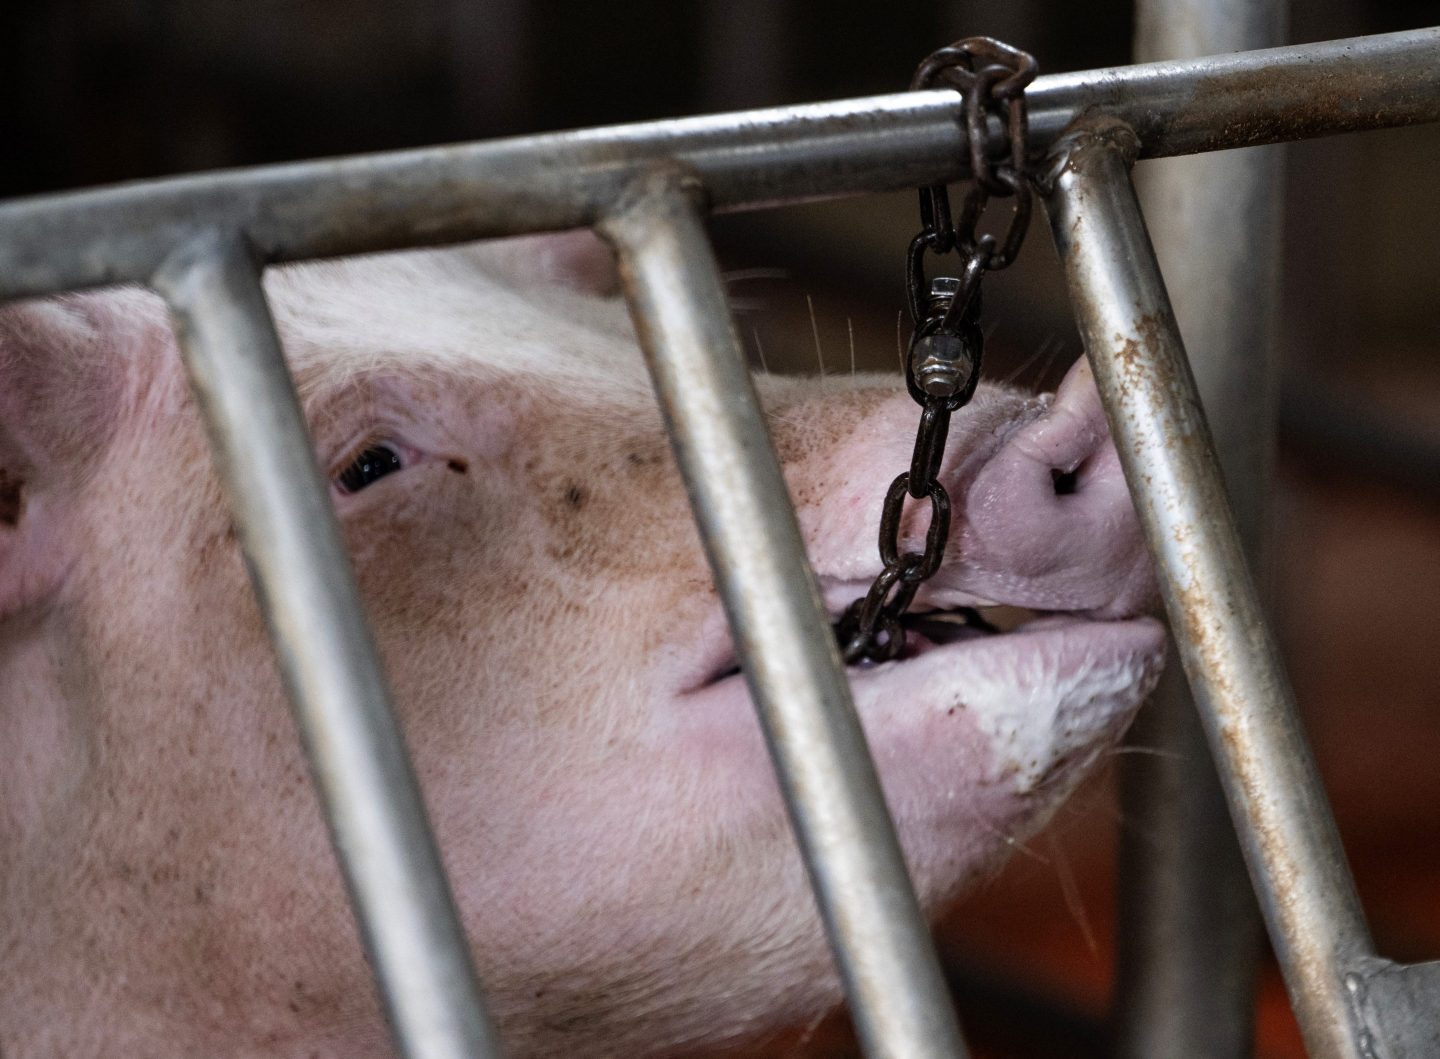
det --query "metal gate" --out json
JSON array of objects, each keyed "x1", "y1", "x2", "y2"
[{"x1": 2, "y1": 23, "x2": 1437, "y2": 1059}]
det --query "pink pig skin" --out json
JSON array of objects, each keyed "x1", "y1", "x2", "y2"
[{"x1": 0, "y1": 233, "x2": 1163, "y2": 1057}]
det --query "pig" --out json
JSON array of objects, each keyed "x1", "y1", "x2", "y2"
[{"x1": 0, "y1": 231, "x2": 1164, "y2": 1057}]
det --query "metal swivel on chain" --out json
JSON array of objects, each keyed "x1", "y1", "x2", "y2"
[
  {"x1": 909, "y1": 271, "x2": 984, "y2": 402},
  {"x1": 836, "y1": 37, "x2": 1037, "y2": 666}
]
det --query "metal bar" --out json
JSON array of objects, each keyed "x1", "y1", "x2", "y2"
[
  {"x1": 1112, "y1": 0, "x2": 1283, "y2": 1053},
  {"x1": 599, "y1": 165, "x2": 967, "y2": 1059},
  {"x1": 2, "y1": 28, "x2": 1438, "y2": 301},
  {"x1": 1042, "y1": 117, "x2": 1374, "y2": 1059},
  {"x1": 152, "y1": 230, "x2": 503, "y2": 1059}
]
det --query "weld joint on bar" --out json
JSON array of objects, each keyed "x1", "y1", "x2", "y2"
[
  {"x1": 598, "y1": 160, "x2": 710, "y2": 235},
  {"x1": 1343, "y1": 957, "x2": 1440, "y2": 1059},
  {"x1": 152, "y1": 226, "x2": 261, "y2": 300},
  {"x1": 1343, "y1": 962, "x2": 1387, "y2": 1059},
  {"x1": 1039, "y1": 112, "x2": 1141, "y2": 193}
]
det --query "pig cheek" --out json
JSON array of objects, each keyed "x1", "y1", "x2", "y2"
[
  {"x1": 340, "y1": 457, "x2": 816, "y2": 1008},
  {"x1": 436, "y1": 724, "x2": 838, "y2": 1044},
  {"x1": 765, "y1": 385, "x2": 928, "y2": 576},
  {"x1": 517, "y1": 422, "x2": 715, "y2": 700},
  {"x1": 339, "y1": 465, "x2": 675, "y2": 822},
  {"x1": 341, "y1": 461, "x2": 672, "y2": 740},
  {"x1": 339, "y1": 407, "x2": 844, "y2": 1026},
  {"x1": 43, "y1": 435, "x2": 369, "y2": 1031}
]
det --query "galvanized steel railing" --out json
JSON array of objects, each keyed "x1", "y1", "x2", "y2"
[
  {"x1": 1111, "y1": 2, "x2": 1283, "y2": 1053},
  {"x1": 3, "y1": 26, "x2": 1438, "y2": 1059}
]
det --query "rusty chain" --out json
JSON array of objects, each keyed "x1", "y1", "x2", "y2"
[{"x1": 834, "y1": 37, "x2": 1039, "y2": 665}]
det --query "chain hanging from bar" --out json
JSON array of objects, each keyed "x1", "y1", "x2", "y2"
[{"x1": 835, "y1": 37, "x2": 1039, "y2": 665}]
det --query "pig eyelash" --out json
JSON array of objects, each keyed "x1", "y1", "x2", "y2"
[{"x1": 333, "y1": 440, "x2": 410, "y2": 495}]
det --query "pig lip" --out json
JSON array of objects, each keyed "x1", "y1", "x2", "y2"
[
  {"x1": 683, "y1": 609, "x2": 1166, "y2": 777},
  {"x1": 701, "y1": 606, "x2": 1019, "y2": 685},
  {"x1": 693, "y1": 601, "x2": 1158, "y2": 692}
]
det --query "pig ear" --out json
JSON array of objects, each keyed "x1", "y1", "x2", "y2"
[
  {"x1": 468, "y1": 229, "x2": 621, "y2": 297},
  {"x1": 0, "y1": 291, "x2": 159, "y2": 619}
]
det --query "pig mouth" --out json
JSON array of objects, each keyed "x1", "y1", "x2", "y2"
[
  {"x1": 683, "y1": 359, "x2": 1167, "y2": 763},
  {"x1": 849, "y1": 604, "x2": 1023, "y2": 664},
  {"x1": 683, "y1": 588, "x2": 1165, "y2": 798},
  {"x1": 696, "y1": 595, "x2": 1160, "y2": 690},
  {"x1": 700, "y1": 604, "x2": 1030, "y2": 685},
  {"x1": 683, "y1": 584, "x2": 1166, "y2": 798}
]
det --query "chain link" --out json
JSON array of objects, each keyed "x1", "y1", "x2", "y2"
[{"x1": 835, "y1": 37, "x2": 1038, "y2": 665}]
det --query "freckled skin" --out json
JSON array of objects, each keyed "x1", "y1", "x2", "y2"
[{"x1": 0, "y1": 237, "x2": 1162, "y2": 1057}]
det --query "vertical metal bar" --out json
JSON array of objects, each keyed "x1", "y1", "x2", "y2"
[
  {"x1": 1042, "y1": 118, "x2": 1374, "y2": 1059},
  {"x1": 599, "y1": 165, "x2": 968, "y2": 1059},
  {"x1": 152, "y1": 230, "x2": 503, "y2": 1059},
  {"x1": 1113, "y1": 2, "x2": 1284, "y2": 1054}
]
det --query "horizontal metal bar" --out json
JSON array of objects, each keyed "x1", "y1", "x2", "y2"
[
  {"x1": 2, "y1": 28, "x2": 1438, "y2": 301},
  {"x1": 1042, "y1": 117, "x2": 1373, "y2": 1059},
  {"x1": 153, "y1": 230, "x2": 503, "y2": 1059},
  {"x1": 600, "y1": 165, "x2": 967, "y2": 1059}
]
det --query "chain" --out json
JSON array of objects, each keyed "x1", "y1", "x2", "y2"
[{"x1": 834, "y1": 37, "x2": 1038, "y2": 665}]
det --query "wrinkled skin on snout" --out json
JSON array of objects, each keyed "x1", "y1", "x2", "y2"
[{"x1": 0, "y1": 234, "x2": 1163, "y2": 1057}]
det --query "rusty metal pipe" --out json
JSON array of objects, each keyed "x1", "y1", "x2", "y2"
[
  {"x1": 1, "y1": 29, "x2": 1438, "y2": 302},
  {"x1": 1043, "y1": 117, "x2": 1373, "y2": 1059},
  {"x1": 1111, "y1": 0, "x2": 1283, "y2": 1053},
  {"x1": 154, "y1": 230, "x2": 504, "y2": 1059},
  {"x1": 600, "y1": 166, "x2": 968, "y2": 1059}
]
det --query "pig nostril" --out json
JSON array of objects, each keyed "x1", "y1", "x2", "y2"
[{"x1": 1051, "y1": 467, "x2": 1080, "y2": 496}]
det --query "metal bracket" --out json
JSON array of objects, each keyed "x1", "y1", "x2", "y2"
[{"x1": 1348, "y1": 959, "x2": 1440, "y2": 1059}]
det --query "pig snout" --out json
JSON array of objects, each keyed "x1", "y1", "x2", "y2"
[
  {"x1": 767, "y1": 357, "x2": 1165, "y2": 900},
  {"x1": 796, "y1": 356, "x2": 1156, "y2": 625},
  {"x1": 953, "y1": 356, "x2": 1156, "y2": 619}
]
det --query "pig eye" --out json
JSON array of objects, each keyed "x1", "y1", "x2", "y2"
[{"x1": 335, "y1": 443, "x2": 405, "y2": 494}]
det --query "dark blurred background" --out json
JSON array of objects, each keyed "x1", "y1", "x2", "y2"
[{"x1": 4, "y1": 2, "x2": 1436, "y2": 1056}]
